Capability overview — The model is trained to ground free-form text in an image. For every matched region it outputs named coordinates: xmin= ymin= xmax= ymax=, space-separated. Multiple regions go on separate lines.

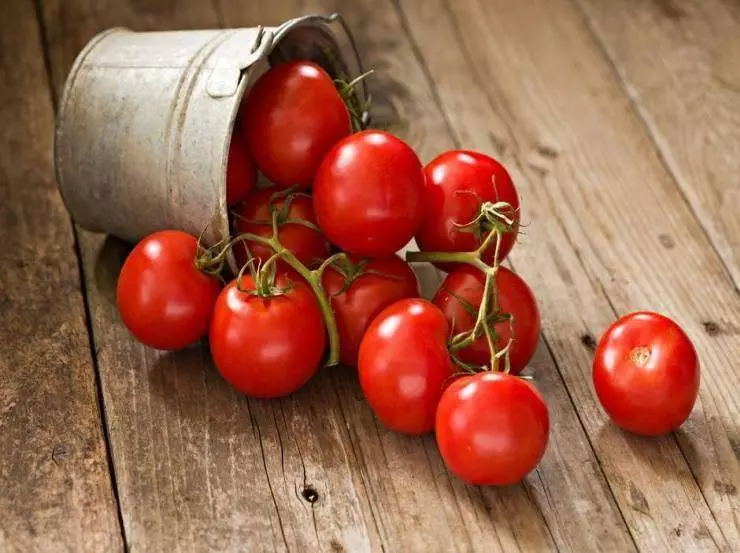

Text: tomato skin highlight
xmin=415 ymin=150 xmax=520 ymax=271
xmin=209 ymin=274 xmax=326 ymax=398
xmin=358 ymin=298 xmax=454 ymax=434
xmin=242 ymin=60 xmax=350 ymax=189
xmin=323 ymin=256 xmax=419 ymax=368
xmin=313 ymin=130 xmax=425 ymax=257
xmin=593 ymin=311 xmax=699 ymax=436
xmin=116 ymin=230 xmax=222 ymax=350
xmin=436 ymin=372 xmax=549 ymax=486
xmin=433 ymin=265 xmax=540 ymax=374
xmin=232 ymin=187 xmax=329 ymax=270
xmin=226 ymin=131 xmax=256 ymax=206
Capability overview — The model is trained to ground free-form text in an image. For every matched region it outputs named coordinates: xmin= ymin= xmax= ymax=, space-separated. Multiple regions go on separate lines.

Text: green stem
xmin=274 ymin=246 xmax=342 ymax=367
xmin=406 ymin=250 xmax=489 ymax=272
xmin=447 ymin=267 xmax=497 ymax=354
xmin=199 ymin=231 xmax=342 ymax=367
xmin=406 ymin=225 xmax=512 ymax=372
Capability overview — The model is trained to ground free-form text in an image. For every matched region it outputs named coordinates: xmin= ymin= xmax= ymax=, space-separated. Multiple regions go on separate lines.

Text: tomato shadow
xmin=594 ymin=421 xmax=697 ymax=488
xmin=92 ymin=234 xmax=133 ymax=307
xmin=147 ymin=345 xmax=254 ymax=428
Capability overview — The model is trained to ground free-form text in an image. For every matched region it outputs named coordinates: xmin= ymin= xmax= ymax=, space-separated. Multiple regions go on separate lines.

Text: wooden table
xmin=1 ymin=0 xmax=738 ymax=551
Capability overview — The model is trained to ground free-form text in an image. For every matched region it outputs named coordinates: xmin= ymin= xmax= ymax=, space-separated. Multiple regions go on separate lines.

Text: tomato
xmin=242 ymin=60 xmax=350 ymax=189
xmin=313 ymin=130 xmax=425 ymax=257
xmin=209 ymin=273 xmax=326 ymax=398
xmin=323 ymin=256 xmax=419 ymax=368
xmin=593 ymin=312 xmax=699 ymax=436
xmin=226 ymin=130 xmax=256 ymax=206
xmin=436 ymin=371 xmax=549 ymax=485
xmin=358 ymin=299 xmax=453 ymax=434
xmin=116 ymin=230 xmax=221 ymax=350
xmin=415 ymin=150 xmax=520 ymax=271
xmin=232 ymin=187 xmax=329 ymax=270
xmin=433 ymin=265 xmax=539 ymax=374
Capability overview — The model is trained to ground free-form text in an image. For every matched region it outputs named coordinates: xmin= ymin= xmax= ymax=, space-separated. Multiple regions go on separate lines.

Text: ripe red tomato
xmin=323 ymin=256 xmax=419 ymax=368
xmin=415 ymin=150 xmax=520 ymax=271
xmin=313 ymin=130 xmax=425 ymax=257
xmin=116 ymin=230 xmax=221 ymax=350
xmin=232 ymin=187 xmax=329 ymax=269
xmin=242 ymin=60 xmax=350 ymax=189
xmin=593 ymin=312 xmax=700 ymax=436
xmin=436 ymin=372 xmax=549 ymax=485
xmin=358 ymin=299 xmax=454 ymax=434
xmin=433 ymin=265 xmax=539 ymax=374
xmin=209 ymin=273 xmax=326 ymax=398
xmin=226 ymin=130 xmax=256 ymax=206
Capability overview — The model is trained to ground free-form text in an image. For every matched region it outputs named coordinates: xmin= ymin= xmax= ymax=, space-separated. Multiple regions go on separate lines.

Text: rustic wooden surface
xmin=1 ymin=0 xmax=738 ymax=551
xmin=0 ymin=1 xmax=122 ymax=552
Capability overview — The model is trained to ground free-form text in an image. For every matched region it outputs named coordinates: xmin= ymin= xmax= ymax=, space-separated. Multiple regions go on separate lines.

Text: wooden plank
xmin=216 ymin=2 xmax=640 ymax=552
xmin=0 ymin=1 xmax=122 ymax=551
xmin=393 ymin=0 xmax=740 ymax=550
xmin=574 ymin=0 xmax=740 ymax=287
xmin=42 ymin=1 xmax=381 ymax=550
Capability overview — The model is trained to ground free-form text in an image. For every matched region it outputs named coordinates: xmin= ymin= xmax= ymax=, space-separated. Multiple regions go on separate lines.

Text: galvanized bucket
xmin=54 ymin=14 xmax=365 ymax=250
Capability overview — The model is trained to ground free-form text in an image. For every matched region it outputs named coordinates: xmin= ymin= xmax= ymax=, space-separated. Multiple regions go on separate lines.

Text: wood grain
xmin=42 ymin=1 xmax=380 ymax=550
xmin=0 ymin=1 xmax=122 ymax=551
xmin=574 ymin=0 xmax=740 ymax=287
xmin=217 ymin=1 xmax=640 ymax=552
xmin=394 ymin=0 xmax=740 ymax=550
xmin=33 ymin=0 xmax=740 ymax=550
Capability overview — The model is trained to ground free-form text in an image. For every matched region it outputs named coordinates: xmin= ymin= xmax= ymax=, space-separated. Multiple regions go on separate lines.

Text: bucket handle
xmin=207 ymin=13 xmax=366 ymax=105
xmin=207 ymin=26 xmax=275 ymax=98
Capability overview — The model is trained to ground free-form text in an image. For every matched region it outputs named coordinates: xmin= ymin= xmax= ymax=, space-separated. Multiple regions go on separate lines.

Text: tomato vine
xmin=406 ymin=200 xmax=517 ymax=372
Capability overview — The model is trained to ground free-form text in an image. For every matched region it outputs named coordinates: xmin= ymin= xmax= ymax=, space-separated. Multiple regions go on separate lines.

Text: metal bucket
xmin=54 ymin=14 xmax=365 ymax=250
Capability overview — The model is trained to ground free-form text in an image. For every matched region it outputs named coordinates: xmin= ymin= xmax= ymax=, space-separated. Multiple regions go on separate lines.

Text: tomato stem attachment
xmin=197 ymin=197 xmax=344 ymax=367
xmin=405 ymin=201 xmax=517 ymax=373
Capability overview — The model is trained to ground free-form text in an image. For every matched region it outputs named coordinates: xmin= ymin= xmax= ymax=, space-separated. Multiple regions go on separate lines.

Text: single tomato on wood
xmin=313 ymin=130 xmax=425 ymax=257
xmin=436 ymin=371 xmax=549 ymax=486
xmin=415 ymin=150 xmax=520 ymax=271
xmin=232 ymin=188 xmax=329 ymax=270
xmin=116 ymin=230 xmax=221 ymax=350
xmin=358 ymin=298 xmax=454 ymax=434
xmin=433 ymin=265 xmax=540 ymax=374
xmin=242 ymin=60 xmax=350 ymax=189
xmin=209 ymin=273 xmax=326 ymax=398
xmin=593 ymin=311 xmax=700 ymax=436
xmin=323 ymin=255 xmax=419 ymax=368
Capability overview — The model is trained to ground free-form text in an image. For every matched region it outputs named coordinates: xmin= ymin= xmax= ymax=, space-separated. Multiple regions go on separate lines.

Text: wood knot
xmin=526 ymin=142 xmax=560 ymax=175
xmin=301 ymin=485 xmax=319 ymax=504
xmin=580 ymin=333 xmax=597 ymax=351
xmin=628 ymin=482 xmax=650 ymax=515
xmin=658 ymin=234 xmax=675 ymax=249
xmin=702 ymin=321 xmax=721 ymax=336
xmin=52 ymin=443 xmax=69 ymax=465
xmin=713 ymin=480 xmax=737 ymax=496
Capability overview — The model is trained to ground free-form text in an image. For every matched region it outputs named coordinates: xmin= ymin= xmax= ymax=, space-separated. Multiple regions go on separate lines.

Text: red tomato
xmin=226 ymin=131 xmax=256 ymax=206
xmin=323 ymin=256 xmax=419 ymax=368
xmin=209 ymin=273 xmax=326 ymax=398
xmin=415 ymin=150 xmax=520 ymax=271
xmin=313 ymin=130 xmax=425 ymax=257
xmin=433 ymin=265 xmax=540 ymax=374
xmin=593 ymin=312 xmax=699 ymax=436
xmin=242 ymin=60 xmax=350 ymax=189
xmin=232 ymin=188 xmax=329 ymax=270
xmin=436 ymin=372 xmax=549 ymax=485
xmin=116 ymin=230 xmax=221 ymax=350
xmin=358 ymin=299 xmax=454 ymax=434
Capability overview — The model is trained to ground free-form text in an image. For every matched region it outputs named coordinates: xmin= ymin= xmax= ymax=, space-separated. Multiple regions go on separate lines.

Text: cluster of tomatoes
xmin=116 ymin=59 xmax=700 ymax=487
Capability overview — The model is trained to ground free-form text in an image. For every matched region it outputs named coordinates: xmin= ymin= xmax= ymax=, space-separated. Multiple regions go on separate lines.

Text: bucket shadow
xmin=93 ymin=234 xmax=132 ymax=306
